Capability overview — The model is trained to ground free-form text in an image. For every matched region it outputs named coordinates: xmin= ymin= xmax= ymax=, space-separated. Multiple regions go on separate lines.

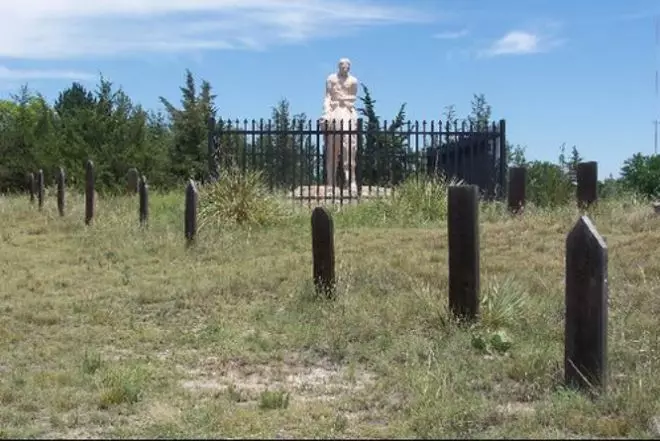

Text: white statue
xmin=320 ymin=58 xmax=359 ymax=189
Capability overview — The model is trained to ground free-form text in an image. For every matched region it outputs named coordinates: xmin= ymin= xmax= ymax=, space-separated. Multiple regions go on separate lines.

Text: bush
xmin=388 ymin=174 xmax=460 ymax=223
xmin=620 ymin=153 xmax=660 ymax=199
xmin=337 ymin=174 xmax=460 ymax=228
xmin=198 ymin=167 xmax=293 ymax=228
xmin=526 ymin=161 xmax=574 ymax=208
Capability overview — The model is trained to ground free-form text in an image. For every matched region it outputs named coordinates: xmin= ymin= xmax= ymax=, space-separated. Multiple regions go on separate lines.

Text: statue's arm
xmin=322 ymin=78 xmax=333 ymax=116
xmin=348 ymin=80 xmax=358 ymax=103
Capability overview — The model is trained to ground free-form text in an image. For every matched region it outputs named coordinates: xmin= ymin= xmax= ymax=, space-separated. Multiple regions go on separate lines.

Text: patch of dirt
xmin=179 ymin=354 xmax=376 ymax=405
xmin=495 ymin=402 xmax=536 ymax=417
xmin=145 ymin=400 xmax=182 ymax=423
xmin=650 ymin=416 xmax=660 ymax=437
xmin=42 ymin=424 xmax=114 ymax=440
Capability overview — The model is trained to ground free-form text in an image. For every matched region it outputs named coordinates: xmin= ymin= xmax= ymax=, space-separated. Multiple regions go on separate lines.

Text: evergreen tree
xmin=160 ymin=69 xmax=216 ymax=183
xmin=357 ymin=84 xmax=408 ymax=186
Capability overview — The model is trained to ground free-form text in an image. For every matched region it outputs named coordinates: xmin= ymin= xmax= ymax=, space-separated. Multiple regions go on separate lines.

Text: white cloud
xmin=434 ymin=29 xmax=468 ymax=40
xmin=0 ymin=0 xmax=434 ymax=60
xmin=0 ymin=65 xmax=94 ymax=80
xmin=481 ymin=30 xmax=563 ymax=57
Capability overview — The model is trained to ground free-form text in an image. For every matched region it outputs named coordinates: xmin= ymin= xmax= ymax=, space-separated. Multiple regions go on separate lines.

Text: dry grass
xmin=1 ymin=185 xmax=660 ymax=438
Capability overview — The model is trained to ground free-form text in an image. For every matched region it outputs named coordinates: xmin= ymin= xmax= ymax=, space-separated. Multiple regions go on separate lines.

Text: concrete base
xmin=290 ymin=185 xmax=392 ymax=203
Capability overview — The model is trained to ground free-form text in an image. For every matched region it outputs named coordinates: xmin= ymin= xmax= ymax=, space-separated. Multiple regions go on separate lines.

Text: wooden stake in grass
xmin=37 ymin=169 xmax=44 ymax=210
xmin=184 ymin=179 xmax=198 ymax=244
xmin=85 ymin=160 xmax=95 ymax=225
xmin=127 ymin=167 xmax=139 ymax=194
xmin=565 ymin=215 xmax=608 ymax=394
xmin=56 ymin=167 xmax=66 ymax=217
xmin=507 ymin=166 xmax=526 ymax=214
xmin=447 ymin=184 xmax=480 ymax=322
xmin=576 ymin=161 xmax=598 ymax=210
xmin=138 ymin=175 xmax=149 ymax=226
xmin=311 ymin=206 xmax=335 ymax=298
xmin=27 ymin=172 xmax=35 ymax=204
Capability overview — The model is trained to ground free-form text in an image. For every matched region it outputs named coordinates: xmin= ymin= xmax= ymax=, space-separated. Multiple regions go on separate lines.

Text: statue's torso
xmin=328 ymin=73 xmax=357 ymax=108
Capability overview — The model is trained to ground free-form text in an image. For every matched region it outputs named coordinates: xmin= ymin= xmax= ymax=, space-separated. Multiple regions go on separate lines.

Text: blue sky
xmin=0 ymin=0 xmax=658 ymax=179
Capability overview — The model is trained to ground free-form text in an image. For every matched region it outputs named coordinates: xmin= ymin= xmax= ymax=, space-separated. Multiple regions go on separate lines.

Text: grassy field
xmin=1 ymin=181 xmax=660 ymax=438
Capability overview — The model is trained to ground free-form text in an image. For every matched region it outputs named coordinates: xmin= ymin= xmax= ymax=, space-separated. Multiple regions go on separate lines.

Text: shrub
xmin=199 ymin=167 xmax=293 ymax=228
xmin=388 ymin=174 xmax=460 ymax=223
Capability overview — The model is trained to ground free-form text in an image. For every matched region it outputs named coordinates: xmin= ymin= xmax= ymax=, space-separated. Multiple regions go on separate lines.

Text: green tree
xmin=443 ymin=105 xmax=458 ymax=143
xmin=468 ymin=93 xmax=492 ymax=130
xmin=0 ymin=85 xmax=44 ymax=191
xmin=509 ymin=144 xmax=576 ymax=208
xmin=160 ymin=69 xmax=217 ymax=183
xmin=599 ymin=174 xmax=626 ymax=199
xmin=568 ymin=145 xmax=583 ymax=183
xmin=357 ymin=84 xmax=408 ymax=186
xmin=508 ymin=144 xmax=527 ymax=167
xmin=525 ymin=160 xmax=574 ymax=207
xmin=620 ymin=153 xmax=660 ymax=198
xmin=52 ymin=81 xmax=98 ymax=186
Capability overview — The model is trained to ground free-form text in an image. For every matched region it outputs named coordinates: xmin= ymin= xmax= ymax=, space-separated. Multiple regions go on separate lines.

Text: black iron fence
xmin=208 ymin=117 xmax=507 ymax=205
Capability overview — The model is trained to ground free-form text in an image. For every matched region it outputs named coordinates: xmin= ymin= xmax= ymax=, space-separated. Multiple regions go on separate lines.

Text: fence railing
xmin=208 ymin=117 xmax=507 ymax=205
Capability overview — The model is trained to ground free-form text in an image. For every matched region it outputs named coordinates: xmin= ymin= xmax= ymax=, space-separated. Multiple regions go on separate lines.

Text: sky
xmin=0 ymin=0 xmax=658 ymax=179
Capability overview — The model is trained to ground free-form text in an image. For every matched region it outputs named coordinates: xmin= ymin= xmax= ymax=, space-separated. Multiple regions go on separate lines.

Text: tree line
xmin=0 ymin=69 xmax=657 ymax=205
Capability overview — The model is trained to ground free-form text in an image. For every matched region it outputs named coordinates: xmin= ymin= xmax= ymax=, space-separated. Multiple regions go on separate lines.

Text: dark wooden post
xmin=139 ymin=175 xmax=148 ymax=226
xmin=56 ymin=167 xmax=65 ymax=217
xmin=184 ymin=179 xmax=198 ymax=244
xmin=565 ymin=215 xmax=608 ymax=393
xmin=27 ymin=172 xmax=35 ymax=204
xmin=576 ymin=161 xmax=598 ymax=209
xmin=498 ymin=119 xmax=507 ymax=199
xmin=311 ymin=206 xmax=335 ymax=298
xmin=507 ymin=166 xmax=526 ymax=214
xmin=448 ymin=185 xmax=480 ymax=321
xmin=85 ymin=160 xmax=95 ymax=225
xmin=356 ymin=118 xmax=364 ymax=196
xmin=36 ymin=169 xmax=44 ymax=210
xmin=126 ymin=167 xmax=139 ymax=194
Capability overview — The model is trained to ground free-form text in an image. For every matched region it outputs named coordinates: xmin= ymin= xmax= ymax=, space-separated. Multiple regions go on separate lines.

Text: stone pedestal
xmin=290 ymin=185 xmax=391 ymax=204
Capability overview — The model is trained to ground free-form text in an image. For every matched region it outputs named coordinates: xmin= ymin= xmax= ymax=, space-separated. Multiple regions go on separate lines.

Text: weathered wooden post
xmin=565 ymin=215 xmax=608 ymax=393
xmin=27 ymin=172 xmax=35 ymax=204
xmin=85 ymin=160 xmax=95 ymax=225
xmin=138 ymin=175 xmax=148 ymax=226
xmin=448 ymin=185 xmax=480 ymax=322
xmin=184 ymin=179 xmax=198 ymax=244
xmin=311 ymin=207 xmax=335 ymax=298
xmin=56 ymin=167 xmax=65 ymax=217
xmin=507 ymin=166 xmax=526 ymax=214
xmin=576 ymin=161 xmax=598 ymax=209
xmin=36 ymin=169 xmax=44 ymax=210
xmin=126 ymin=167 xmax=139 ymax=194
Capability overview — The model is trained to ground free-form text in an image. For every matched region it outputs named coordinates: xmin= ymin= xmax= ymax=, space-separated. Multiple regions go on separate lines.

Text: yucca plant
xmin=480 ymin=275 xmax=528 ymax=329
xmin=199 ymin=167 xmax=292 ymax=228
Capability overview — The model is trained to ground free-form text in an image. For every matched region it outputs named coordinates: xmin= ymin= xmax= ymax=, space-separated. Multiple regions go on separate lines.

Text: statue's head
xmin=337 ymin=58 xmax=351 ymax=76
